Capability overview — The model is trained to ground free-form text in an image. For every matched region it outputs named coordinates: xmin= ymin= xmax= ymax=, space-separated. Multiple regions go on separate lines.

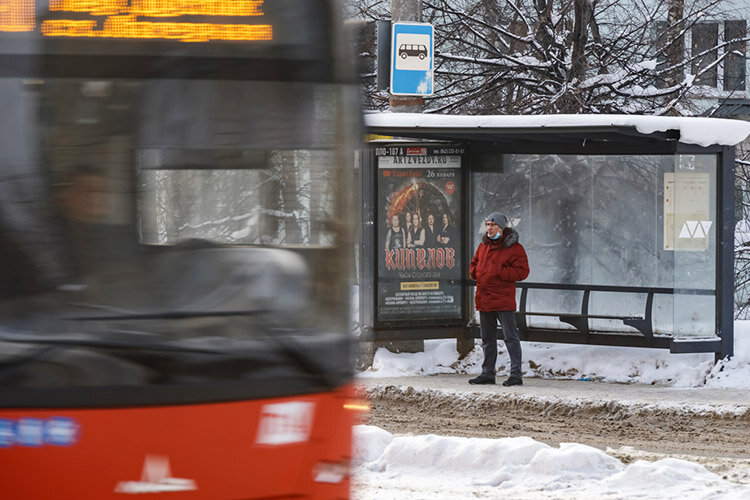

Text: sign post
xmin=390 ymin=22 xmax=434 ymax=96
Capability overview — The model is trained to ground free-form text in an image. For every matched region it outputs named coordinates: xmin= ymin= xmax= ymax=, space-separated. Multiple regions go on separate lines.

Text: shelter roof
xmin=364 ymin=113 xmax=750 ymax=148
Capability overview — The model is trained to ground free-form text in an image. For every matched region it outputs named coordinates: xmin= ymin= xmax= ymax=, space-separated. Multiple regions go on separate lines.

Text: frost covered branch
xmin=349 ymin=0 xmax=746 ymax=116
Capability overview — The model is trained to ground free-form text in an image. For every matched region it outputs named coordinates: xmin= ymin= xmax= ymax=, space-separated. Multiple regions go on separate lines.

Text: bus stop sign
xmin=390 ymin=22 xmax=434 ymax=96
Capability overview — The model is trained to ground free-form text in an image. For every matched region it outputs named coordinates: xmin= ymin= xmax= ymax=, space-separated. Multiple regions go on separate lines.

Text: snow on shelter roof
xmin=364 ymin=113 xmax=750 ymax=148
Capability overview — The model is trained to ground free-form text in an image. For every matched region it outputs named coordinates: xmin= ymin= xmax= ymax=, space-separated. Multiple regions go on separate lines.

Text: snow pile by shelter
xmin=359 ymin=321 xmax=750 ymax=389
xmin=352 ymin=425 xmax=750 ymax=500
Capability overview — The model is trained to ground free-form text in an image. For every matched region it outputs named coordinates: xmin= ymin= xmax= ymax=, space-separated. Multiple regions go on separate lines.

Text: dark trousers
xmin=479 ymin=311 xmax=523 ymax=379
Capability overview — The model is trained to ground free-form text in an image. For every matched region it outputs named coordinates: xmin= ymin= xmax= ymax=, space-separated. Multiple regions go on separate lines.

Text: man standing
xmin=469 ymin=212 xmax=529 ymax=386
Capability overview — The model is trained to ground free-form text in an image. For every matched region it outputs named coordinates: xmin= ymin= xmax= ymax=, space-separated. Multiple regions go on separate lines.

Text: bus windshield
xmin=0 ymin=1 xmax=357 ymax=403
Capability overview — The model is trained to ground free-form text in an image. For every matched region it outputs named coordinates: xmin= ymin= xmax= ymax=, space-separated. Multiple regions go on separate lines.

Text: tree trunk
xmin=571 ymin=0 xmax=594 ymax=82
xmin=534 ymin=0 xmax=555 ymax=52
xmin=666 ymin=0 xmax=685 ymax=89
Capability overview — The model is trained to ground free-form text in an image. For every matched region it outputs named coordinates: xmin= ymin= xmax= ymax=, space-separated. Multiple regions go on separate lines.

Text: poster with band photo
xmin=375 ymin=145 xmax=464 ymax=323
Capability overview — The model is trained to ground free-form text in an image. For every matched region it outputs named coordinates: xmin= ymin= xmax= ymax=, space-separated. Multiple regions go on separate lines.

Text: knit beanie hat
xmin=485 ymin=212 xmax=508 ymax=228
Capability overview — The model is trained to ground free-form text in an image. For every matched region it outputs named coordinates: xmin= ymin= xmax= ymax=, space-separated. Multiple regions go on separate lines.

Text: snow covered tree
xmin=349 ymin=0 xmax=749 ymax=115
xmin=734 ymin=143 xmax=750 ymax=318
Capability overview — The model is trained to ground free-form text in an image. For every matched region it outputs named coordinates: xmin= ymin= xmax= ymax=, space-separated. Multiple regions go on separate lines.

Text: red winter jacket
xmin=470 ymin=228 xmax=529 ymax=311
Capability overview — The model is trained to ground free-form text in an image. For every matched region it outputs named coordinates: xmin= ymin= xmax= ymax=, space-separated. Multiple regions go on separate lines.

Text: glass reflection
xmin=472 ymin=153 xmax=718 ymax=338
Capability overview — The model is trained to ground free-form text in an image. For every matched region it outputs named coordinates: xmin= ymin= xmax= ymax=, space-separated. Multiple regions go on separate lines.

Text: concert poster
xmin=375 ymin=145 xmax=464 ymax=323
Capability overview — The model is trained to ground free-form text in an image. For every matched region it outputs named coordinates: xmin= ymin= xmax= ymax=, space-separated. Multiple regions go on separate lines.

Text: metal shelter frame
xmin=360 ymin=114 xmax=744 ymax=361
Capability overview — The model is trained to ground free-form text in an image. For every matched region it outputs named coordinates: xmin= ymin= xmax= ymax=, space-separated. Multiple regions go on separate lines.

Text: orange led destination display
xmin=49 ymin=0 xmax=265 ymax=17
xmin=0 ymin=0 xmax=35 ymax=31
xmin=1 ymin=0 xmax=273 ymax=42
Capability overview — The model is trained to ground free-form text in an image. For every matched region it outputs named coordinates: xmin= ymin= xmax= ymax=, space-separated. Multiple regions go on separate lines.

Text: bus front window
xmin=0 ymin=76 xmax=353 ymax=390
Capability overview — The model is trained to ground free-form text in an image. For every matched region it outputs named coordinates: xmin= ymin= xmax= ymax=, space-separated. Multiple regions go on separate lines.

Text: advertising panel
xmin=375 ymin=145 xmax=464 ymax=323
xmin=664 ymin=172 xmax=712 ymax=251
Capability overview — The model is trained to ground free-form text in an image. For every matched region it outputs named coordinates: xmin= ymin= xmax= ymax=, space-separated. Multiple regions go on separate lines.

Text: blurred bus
xmin=0 ymin=1 xmax=360 ymax=498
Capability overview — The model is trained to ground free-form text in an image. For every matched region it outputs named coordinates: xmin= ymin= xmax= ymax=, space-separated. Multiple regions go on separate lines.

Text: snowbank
xmin=704 ymin=321 xmax=750 ymax=389
xmin=352 ymin=425 xmax=750 ymax=500
xmin=359 ymin=320 xmax=750 ymax=389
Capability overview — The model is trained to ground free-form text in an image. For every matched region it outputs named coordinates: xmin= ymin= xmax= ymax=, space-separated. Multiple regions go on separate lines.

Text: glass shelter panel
xmin=668 ymin=155 xmax=718 ymax=337
xmin=472 ymin=154 xmax=719 ymax=339
xmin=590 ymin=155 xmax=667 ymax=333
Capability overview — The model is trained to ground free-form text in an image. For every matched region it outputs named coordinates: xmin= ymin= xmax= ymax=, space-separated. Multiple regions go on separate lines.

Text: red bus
xmin=0 ymin=1 xmax=361 ymax=498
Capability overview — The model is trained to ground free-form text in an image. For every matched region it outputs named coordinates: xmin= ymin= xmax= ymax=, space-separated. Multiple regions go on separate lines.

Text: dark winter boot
xmin=468 ymin=375 xmax=495 ymax=385
xmin=502 ymin=377 xmax=523 ymax=387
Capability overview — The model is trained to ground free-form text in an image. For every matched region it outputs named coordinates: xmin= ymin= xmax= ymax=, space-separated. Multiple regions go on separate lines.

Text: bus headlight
xmin=313 ymin=459 xmax=350 ymax=484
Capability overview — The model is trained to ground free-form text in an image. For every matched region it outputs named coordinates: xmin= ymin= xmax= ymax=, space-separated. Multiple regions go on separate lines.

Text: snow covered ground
xmin=350 ymin=321 xmax=750 ymax=499
xmin=352 ymin=425 xmax=750 ymax=499
xmin=359 ymin=321 xmax=750 ymax=390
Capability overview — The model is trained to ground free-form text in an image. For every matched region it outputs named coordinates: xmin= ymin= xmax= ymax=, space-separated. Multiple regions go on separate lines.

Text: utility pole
xmin=370 ymin=1 xmax=425 ymax=358
xmin=390 ymin=0 xmax=424 ymax=112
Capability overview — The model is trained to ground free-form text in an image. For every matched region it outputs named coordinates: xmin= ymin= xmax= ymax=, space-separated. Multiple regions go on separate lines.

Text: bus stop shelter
xmin=358 ymin=114 xmax=750 ymax=363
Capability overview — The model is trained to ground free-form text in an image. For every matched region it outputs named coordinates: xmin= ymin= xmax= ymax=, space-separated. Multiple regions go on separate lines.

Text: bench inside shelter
xmin=504 ymin=282 xmax=715 ymax=352
xmin=516 ymin=283 xmax=649 ymax=339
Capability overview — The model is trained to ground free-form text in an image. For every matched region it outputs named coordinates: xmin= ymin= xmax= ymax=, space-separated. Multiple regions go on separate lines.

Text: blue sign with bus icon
xmin=391 ymin=22 xmax=434 ymax=96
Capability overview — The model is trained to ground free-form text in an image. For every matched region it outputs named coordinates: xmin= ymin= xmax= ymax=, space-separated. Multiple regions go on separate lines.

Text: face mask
xmin=490 ymin=231 xmax=501 ymax=240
